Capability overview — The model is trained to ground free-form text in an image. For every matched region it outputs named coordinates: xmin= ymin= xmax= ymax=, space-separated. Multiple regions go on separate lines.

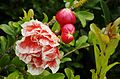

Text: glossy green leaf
xmin=78 ymin=11 xmax=94 ymax=20
xmin=40 ymin=70 xmax=51 ymax=77
xmin=0 ymin=54 xmax=10 ymax=67
xmin=100 ymin=0 xmax=111 ymax=24
xmin=61 ymin=57 xmax=72 ymax=63
xmin=42 ymin=13 xmax=48 ymax=23
xmin=75 ymin=12 xmax=86 ymax=27
xmin=0 ymin=36 xmax=7 ymax=52
xmin=74 ymin=75 xmax=80 ymax=79
xmin=76 ymin=11 xmax=94 ymax=27
xmin=43 ymin=73 xmax=65 ymax=79
xmin=6 ymin=71 xmax=23 ymax=79
xmin=52 ymin=21 xmax=60 ymax=33
xmin=64 ymin=68 xmax=74 ymax=79
xmin=75 ymin=35 xmax=88 ymax=48
xmin=0 ymin=24 xmax=15 ymax=35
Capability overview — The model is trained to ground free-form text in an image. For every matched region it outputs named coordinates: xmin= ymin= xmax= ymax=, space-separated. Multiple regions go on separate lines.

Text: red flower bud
xmin=61 ymin=24 xmax=75 ymax=34
xmin=61 ymin=24 xmax=75 ymax=44
xmin=56 ymin=8 xmax=76 ymax=27
xmin=61 ymin=32 xmax=74 ymax=44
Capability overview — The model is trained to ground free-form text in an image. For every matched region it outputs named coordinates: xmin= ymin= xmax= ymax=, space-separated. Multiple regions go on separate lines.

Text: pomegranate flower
xmin=15 ymin=20 xmax=61 ymax=75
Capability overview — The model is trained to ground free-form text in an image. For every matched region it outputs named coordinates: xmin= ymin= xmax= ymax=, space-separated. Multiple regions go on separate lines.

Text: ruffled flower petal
xmin=46 ymin=58 xmax=60 ymax=73
xmin=16 ymin=36 xmax=42 ymax=54
xmin=27 ymin=64 xmax=45 ymax=75
xmin=16 ymin=20 xmax=61 ymax=75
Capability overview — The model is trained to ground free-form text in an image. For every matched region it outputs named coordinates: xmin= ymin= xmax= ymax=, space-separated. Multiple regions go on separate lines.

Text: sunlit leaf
xmin=75 ymin=35 xmax=88 ymax=48
xmin=90 ymin=23 xmax=102 ymax=43
xmin=42 ymin=13 xmax=48 ymax=23
xmin=75 ymin=12 xmax=86 ymax=27
xmin=77 ymin=11 xmax=94 ymax=20
xmin=52 ymin=21 xmax=60 ymax=33
xmin=74 ymin=75 xmax=80 ymax=79
xmin=102 ymin=62 xmax=120 ymax=77
xmin=28 ymin=9 xmax=34 ymax=19
xmin=90 ymin=69 xmax=97 ymax=79
xmin=43 ymin=73 xmax=65 ymax=79
xmin=6 ymin=71 xmax=23 ymax=79
xmin=76 ymin=11 xmax=94 ymax=27
xmin=64 ymin=68 xmax=74 ymax=79
xmin=61 ymin=57 xmax=72 ymax=63
xmin=113 ymin=17 xmax=120 ymax=27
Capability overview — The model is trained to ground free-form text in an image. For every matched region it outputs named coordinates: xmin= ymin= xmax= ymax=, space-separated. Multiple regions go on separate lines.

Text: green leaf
xmin=78 ymin=11 xmax=94 ymax=20
xmin=10 ymin=57 xmax=25 ymax=68
xmin=43 ymin=73 xmax=65 ymax=79
xmin=52 ymin=21 xmax=60 ymax=33
xmin=0 ymin=36 xmax=7 ymax=52
xmin=74 ymin=75 xmax=80 ymax=79
xmin=100 ymin=0 xmax=111 ymax=24
xmin=93 ymin=41 xmax=101 ymax=74
xmin=72 ymin=62 xmax=83 ymax=68
xmin=76 ymin=11 xmax=94 ymax=27
xmin=61 ymin=57 xmax=72 ymax=63
xmin=6 ymin=71 xmax=23 ymax=79
xmin=64 ymin=68 xmax=74 ymax=79
xmin=69 ymin=39 xmax=75 ymax=46
xmin=105 ymin=39 xmax=119 ymax=61
xmin=75 ymin=12 xmax=86 ymax=27
xmin=0 ymin=24 xmax=15 ymax=35
xmin=23 ymin=9 xmax=27 ymax=19
xmin=28 ymin=9 xmax=34 ymax=19
xmin=27 ymin=74 xmax=42 ymax=79
xmin=90 ymin=69 xmax=97 ymax=79
xmin=75 ymin=35 xmax=88 ymax=48
xmin=40 ymin=70 xmax=51 ymax=77
xmin=85 ymin=0 xmax=100 ymax=8
xmin=102 ymin=62 xmax=120 ymax=77
xmin=90 ymin=23 xmax=102 ymax=43
xmin=42 ymin=13 xmax=48 ymax=23
xmin=113 ymin=17 xmax=120 ymax=27
xmin=6 ymin=35 xmax=15 ymax=48
xmin=88 ymin=31 xmax=96 ymax=43
xmin=0 ymin=54 xmax=10 ymax=67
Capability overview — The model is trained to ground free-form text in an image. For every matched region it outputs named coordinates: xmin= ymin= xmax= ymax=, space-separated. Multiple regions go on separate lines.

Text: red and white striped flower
xmin=16 ymin=20 xmax=61 ymax=75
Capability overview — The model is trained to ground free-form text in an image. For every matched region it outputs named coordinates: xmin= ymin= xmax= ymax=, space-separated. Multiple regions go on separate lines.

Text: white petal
xmin=27 ymin=64 xmax=44 ymax=75
xmin=49 ymin=59 xmax=60 ymax=73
